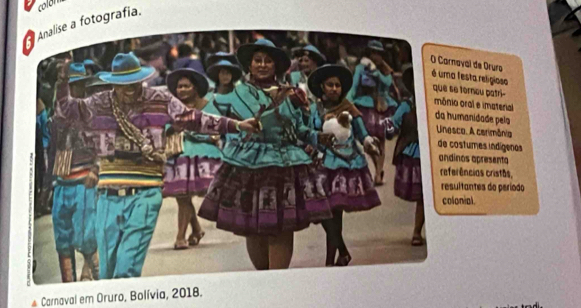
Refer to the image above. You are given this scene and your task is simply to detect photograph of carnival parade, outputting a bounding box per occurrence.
[33,30,424,283]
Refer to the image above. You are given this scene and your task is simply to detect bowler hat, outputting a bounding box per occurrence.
[300,45,326,66]
[308,64,353,99]
[166,68,209,98]
[207,52,239,68]
[236,39,290,77]
[207,60,243,85]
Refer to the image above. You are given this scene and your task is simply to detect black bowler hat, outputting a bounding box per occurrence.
[308,64,353,99]
[207,60,243,85]
[236,39,291,77]
[166,68,209,98]
[206,52,239,68]
[299,45,326,66]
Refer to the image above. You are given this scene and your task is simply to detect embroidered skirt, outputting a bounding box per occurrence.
[394,156,423,202]
[162,156,222,197]
[198,163,333,236]
[318,166,381,212]
[358,106,396,139]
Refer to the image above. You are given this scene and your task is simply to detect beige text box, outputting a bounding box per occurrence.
[422,43,538,215]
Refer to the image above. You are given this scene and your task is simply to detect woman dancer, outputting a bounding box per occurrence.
[164,68,219,249]
[385,67,423,245]
[205,52,240,93]
[347,40,399,185]
[308,64,381,266]
[288,45,326,104]
[207,59,243,96]
[206,59,244,129]
[198,39,335,270]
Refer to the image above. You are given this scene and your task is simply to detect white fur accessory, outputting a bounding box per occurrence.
[360,57,377,71]
[322,111,352,143]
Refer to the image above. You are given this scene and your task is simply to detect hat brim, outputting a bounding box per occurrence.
[84,63,102,72]
[86,78,110,87]
[207,54,239,68]
[69,75,91,84]
[99,66,155,85]
[308,65,353,99]
[84,62,99,68]
[166,68,209,98]
[237,44,291,77]
[301,49,325,66]
[366,46,385,54]
[207,64,243,85]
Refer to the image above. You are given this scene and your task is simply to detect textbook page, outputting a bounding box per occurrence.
[0,0,7,137]
[0,0,12,306]
[2,0,581,307]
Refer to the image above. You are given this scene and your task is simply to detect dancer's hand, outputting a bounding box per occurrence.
[236,118,261,134]
[55,59,70,84]
[382,118,396,137]
[312,150,324,169]
[209,135,221,146]
[364,136,381,156]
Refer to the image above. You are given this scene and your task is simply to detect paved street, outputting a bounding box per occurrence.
[33,141,427,284]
